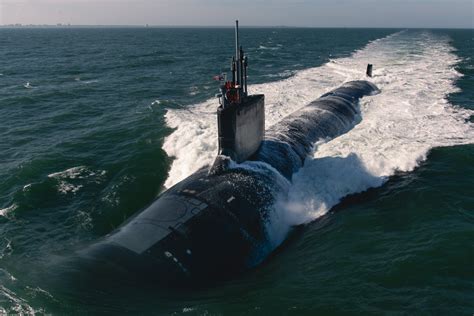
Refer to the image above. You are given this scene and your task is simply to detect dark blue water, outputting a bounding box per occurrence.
[0,27,472,314]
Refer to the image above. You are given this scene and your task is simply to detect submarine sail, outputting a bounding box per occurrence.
[215,20,265,164]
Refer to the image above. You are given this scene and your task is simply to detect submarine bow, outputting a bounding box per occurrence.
[80,79,380,284]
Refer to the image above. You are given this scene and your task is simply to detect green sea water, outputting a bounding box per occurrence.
[0,27,472,314]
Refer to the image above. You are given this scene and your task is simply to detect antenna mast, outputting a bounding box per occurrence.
[217,20,249,108]
[235,20,240,86]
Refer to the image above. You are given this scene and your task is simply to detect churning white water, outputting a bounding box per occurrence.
[163,30,474,244]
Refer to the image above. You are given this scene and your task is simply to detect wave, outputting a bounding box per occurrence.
[47,166,106,194]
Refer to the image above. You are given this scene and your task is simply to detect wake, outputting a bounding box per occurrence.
[162,30,474,235]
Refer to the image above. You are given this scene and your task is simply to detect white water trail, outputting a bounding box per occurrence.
[162,30,474,244]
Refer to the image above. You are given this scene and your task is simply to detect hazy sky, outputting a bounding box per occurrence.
[1,0,473,28]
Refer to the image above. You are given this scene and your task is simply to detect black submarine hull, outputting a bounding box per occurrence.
[80,80,380,284]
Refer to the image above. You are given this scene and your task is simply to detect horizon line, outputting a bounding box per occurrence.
[1,24,472,30]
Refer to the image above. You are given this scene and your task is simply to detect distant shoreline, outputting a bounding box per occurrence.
[0,24,472,30]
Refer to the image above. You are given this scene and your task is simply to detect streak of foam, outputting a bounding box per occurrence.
[163,31,474,244]
[0,285,36,316]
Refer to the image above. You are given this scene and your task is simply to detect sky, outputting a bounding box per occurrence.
[0,0,473,28]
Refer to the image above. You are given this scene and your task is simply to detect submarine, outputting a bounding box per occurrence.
[79,21,380,285]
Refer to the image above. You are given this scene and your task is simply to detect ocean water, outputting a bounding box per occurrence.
[0,27,473,314]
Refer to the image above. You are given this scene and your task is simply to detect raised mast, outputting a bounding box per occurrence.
[235,20,240,86]
[217,20,250,108]
[239,46,244,91]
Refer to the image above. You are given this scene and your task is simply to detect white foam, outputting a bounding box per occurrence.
[189,86,199,96]
[264,69,298,78]
[82,79,99,84]
[48,166,88,179]
[48,166,106,194]
[0,204,17,218]
[48,166,106,180]
[0,238,13,259]
[258,45,280,50]
[56,182,83,194]
[162,30,474,244]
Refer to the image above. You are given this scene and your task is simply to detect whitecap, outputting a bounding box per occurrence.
[48,166,88,179]
[57,182,83,194]
[48,166,106,194]
[0,204,17,217]
[189,85,199,96]
[258,45,280,50]
[82,79,99,84]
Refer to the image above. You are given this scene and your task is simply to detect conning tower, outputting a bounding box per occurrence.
[216,20,265,163]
